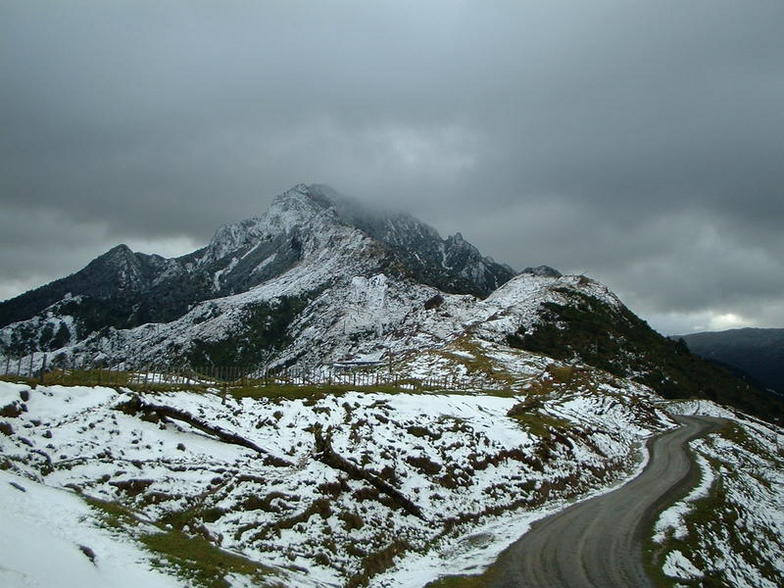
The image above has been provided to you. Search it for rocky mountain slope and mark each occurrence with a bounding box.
[0,184,512,343]
[1,184,781,421]
[0,184,510,359]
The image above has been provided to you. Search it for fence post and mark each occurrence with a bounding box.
[40,354,47,385]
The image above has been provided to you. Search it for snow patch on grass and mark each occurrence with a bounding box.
[0,352,679,587]
[653,403,784,587]
[0,470,179,588]
[653,453,714,542]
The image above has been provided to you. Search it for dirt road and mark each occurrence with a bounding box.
[482,415,724,588]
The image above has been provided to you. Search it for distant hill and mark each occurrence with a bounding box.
[677,328,784,395]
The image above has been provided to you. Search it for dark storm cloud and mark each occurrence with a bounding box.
[1,1,783,333]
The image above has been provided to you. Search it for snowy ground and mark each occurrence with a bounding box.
[3,372,782,586]
[654,400,784,587]
[0,342,678,587]
[0,468,182,588]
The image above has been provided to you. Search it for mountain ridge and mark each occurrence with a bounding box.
[677,327,784,395]
[1,184,781,422]
[0,184,514,330]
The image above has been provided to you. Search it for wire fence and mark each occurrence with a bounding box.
[0,352,479,392]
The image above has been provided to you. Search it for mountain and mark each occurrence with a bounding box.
[308,184,515,297]
[677,328,784,395]
[497,279,784,421]
[0,184,513,358]
[1,183,781,421]
[2,185,784,587]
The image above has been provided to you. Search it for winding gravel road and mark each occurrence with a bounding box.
[482,415,724,588]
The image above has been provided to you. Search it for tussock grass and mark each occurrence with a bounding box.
[425,574,494,588]
[87,495,283,587]
[141,530,282,588]
[85,496,142,530]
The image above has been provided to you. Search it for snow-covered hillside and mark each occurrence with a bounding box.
[653,400,784,587]
[0,468,181,588]
[0,263,620,378]
[3,341,677,587]
[2,183,775,426]
[3,339,783,586]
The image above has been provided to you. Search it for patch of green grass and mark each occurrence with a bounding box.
[347,539,413,588]
[0,375,36,386]
[507,410,570,438]
[425,574,492,588]
[85,496,142,530]
[41,369,134,387]
[86,495,285,587]
[546,364,576,383]
[717,422,767,456]
[12,361,531,399]
[437,336,515,386]
[130,383,210,394]
[141,530,283,588]
[157,506,200,530]
[0,370,214,393]
[644,474,729,588]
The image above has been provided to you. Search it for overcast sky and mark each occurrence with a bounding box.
[1,1,783,335]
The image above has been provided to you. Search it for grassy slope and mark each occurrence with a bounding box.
[506,289,784,424]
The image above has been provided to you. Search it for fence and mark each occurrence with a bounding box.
[0,352,482,392]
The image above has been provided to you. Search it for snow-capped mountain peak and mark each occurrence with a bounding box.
[0,184,519,364]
